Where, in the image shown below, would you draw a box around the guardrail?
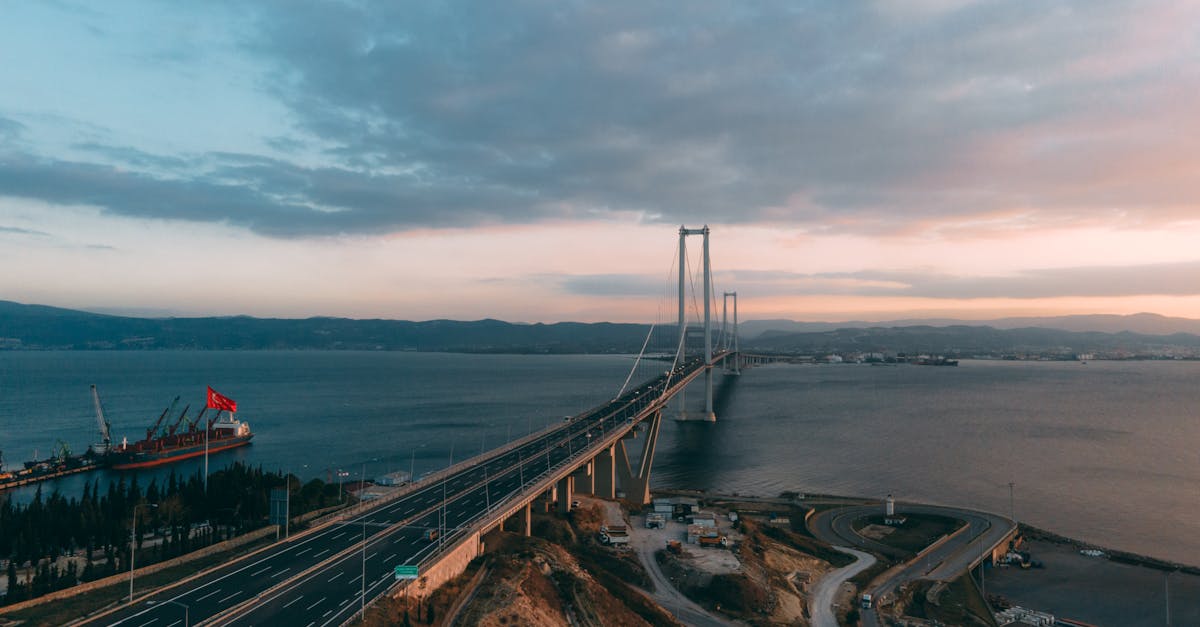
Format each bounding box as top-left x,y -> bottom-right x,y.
336,362 -> 715,624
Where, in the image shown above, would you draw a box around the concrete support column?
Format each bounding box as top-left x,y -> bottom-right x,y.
522,502 -> 532,537
593,445 -> 616,499
556,475 -> 574,514
572,460 -> 594,495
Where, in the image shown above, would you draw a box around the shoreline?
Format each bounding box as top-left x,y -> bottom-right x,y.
653,487 -> 1200,572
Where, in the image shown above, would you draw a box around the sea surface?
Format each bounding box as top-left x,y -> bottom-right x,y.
1,352 -> 1197,566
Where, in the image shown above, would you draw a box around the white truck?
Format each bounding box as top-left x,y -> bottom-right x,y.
645,513 -> 666,529
861,593 -> 873,609
600,530 -> 630,545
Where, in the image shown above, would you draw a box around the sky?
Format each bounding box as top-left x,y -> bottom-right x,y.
2,1 -> 1199,323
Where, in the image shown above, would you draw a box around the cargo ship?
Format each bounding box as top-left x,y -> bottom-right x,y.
1,386 -> 254,489
107,387 -> 253,469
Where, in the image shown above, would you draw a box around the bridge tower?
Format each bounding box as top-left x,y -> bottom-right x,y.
677,225 -> 716,421
723,291 -> 740,375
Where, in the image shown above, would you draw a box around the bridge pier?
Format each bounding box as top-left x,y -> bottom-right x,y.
572,460 -> 594,495
593,444 -> 616,499
556,475 -> 574,514
522,502 -> 531,536
614,410 -> 662,505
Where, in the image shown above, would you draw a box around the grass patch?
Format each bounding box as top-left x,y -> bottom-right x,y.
847,557 -> 892,589
852,514 -> 964,556
905,575 -> 997,627
756,522 -> 854,567
2,534 -> 277,627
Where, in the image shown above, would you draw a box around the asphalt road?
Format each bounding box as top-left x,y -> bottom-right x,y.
86,357 -> 711,627
810,547 -> 875,627
809,503 -> 1014,626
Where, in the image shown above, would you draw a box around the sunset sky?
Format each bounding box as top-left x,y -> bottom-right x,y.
2,1 -> 1199,323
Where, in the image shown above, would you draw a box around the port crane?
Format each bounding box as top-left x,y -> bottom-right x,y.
146,396 -> 180,442
167,404 -> 191,436
90,384 -> 113,455
187,407 -> 208,433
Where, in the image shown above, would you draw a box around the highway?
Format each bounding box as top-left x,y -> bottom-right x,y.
809,503 -> 1014,626
86,356 -> 712,627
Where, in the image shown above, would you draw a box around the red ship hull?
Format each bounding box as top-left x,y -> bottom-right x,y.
109,434 -> 254,470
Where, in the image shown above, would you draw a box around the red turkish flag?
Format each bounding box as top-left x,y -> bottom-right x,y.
206,386 -> 238,412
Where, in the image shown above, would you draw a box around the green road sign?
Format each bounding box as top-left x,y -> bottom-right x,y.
394,565 -> 419,580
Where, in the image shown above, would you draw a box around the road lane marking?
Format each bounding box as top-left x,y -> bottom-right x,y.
283,595 -> 304,609
196,589 -> 221,602
306,597 -> 326,611
295,547 -> 312,556
350,574 -> 362,584
328,572 -> 343,582
323,609 -> 333,617
138,620 -> 159,627
331,531 -> 345,539
272,567 -> 292,578
385,553 -> 397,562
166,622 -> 181,627
313,549 -> 330,558
219,591 -> 240,604
251,566 -> 271,577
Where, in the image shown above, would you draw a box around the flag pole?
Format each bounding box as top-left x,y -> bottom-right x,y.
205,411 -> 214,494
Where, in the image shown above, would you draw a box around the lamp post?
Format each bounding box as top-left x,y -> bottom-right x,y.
484,465 -> 491,510
1008,482 -> 1015,522
1166,569 -> 1174,626
360,462 -> 367,621
129,502 -> 158,602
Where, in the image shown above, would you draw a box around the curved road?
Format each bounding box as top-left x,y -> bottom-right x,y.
809,503 -> 1014,625
811,547 -> 875,627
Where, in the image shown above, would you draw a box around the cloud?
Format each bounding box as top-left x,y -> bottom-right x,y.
564,260 -> 1200,300
710,258 -> 1200,297
0,225 -> 50,237
0,116 -> 24,141
557,274 -> 666,297
3,1 -> 1199,238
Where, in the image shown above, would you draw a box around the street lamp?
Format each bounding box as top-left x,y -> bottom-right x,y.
129,502 -> 158,602
360,461 -> 367,621
148,600 -> 189,627
484,465 -> 491,510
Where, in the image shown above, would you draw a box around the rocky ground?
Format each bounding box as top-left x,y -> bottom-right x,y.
361,494 -> 848,627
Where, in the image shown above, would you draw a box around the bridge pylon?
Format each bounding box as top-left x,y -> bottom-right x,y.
676,225 -> 716,421
722,291 -> 740,375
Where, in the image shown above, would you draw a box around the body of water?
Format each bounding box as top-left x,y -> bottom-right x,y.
1,352 -> 1196,565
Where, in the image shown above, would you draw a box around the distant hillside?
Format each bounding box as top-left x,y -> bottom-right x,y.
0,300 -> 652,353
738,312 -> 1200,339
741,324 -> 1200,356
4,300 -> 1200,356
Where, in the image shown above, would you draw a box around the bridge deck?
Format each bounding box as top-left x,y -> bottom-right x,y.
88,353 -> 731,627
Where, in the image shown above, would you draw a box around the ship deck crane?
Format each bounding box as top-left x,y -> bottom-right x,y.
147,396 -> 180,442
187,407 -> 208,432
167,404 -> 191,436
90,384 -> 112,454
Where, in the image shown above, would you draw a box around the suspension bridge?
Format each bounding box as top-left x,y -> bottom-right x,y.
88,225 -> 756,627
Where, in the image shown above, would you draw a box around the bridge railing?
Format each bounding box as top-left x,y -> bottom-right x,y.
337,360 -> 719,624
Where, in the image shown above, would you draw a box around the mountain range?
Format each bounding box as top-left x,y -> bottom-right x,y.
3,300 -> 1200,356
